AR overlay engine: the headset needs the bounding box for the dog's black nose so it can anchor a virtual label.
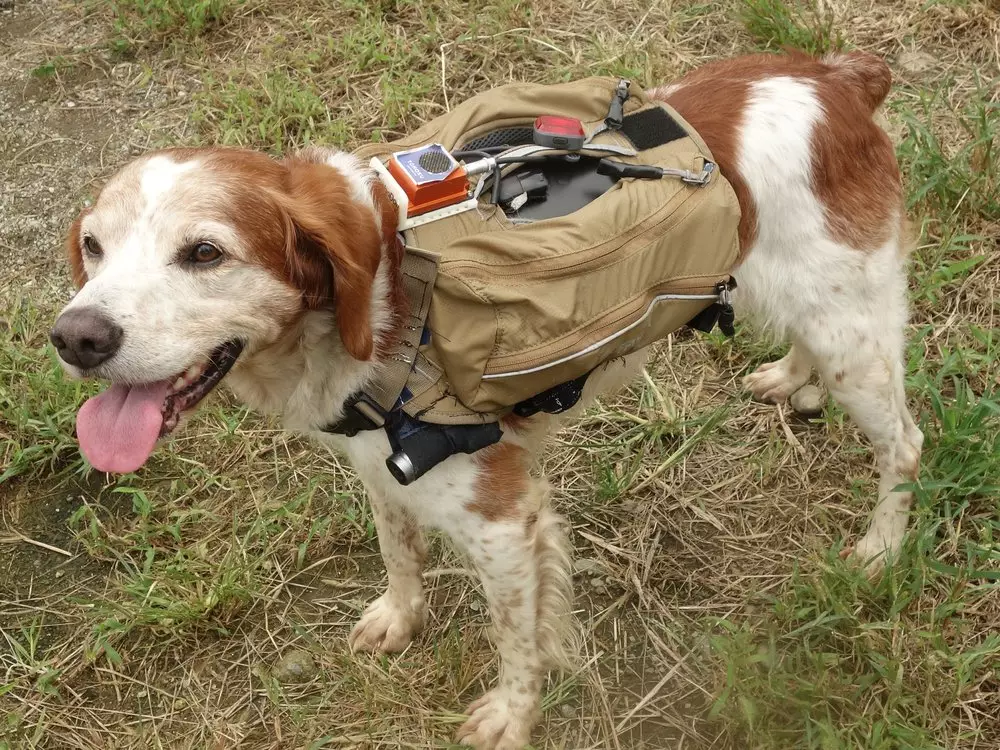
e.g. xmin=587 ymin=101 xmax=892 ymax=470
xmin=50 ymin=308 xmax=124 ymax=369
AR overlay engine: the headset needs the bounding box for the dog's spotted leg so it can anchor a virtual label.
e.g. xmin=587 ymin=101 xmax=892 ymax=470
xmin=450 ymin=445 xmax=574 ymax=750
xmin=802 ymin=317 xmax=922 ymax=572
xmin=349 ymin=497 xmax=427 ymax=654
xmin=828 ymin=354 xmax=923 ymax=571
xmin=744 ymin=344 xmax=813 ymax=403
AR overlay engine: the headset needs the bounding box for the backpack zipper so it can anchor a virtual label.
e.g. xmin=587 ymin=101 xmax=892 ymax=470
xmin=481 ymin=283 xmax=728 ymax=378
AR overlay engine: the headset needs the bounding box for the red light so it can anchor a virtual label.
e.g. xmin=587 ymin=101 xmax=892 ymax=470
xmin=534 ymin=115 xmax=585 ymax=137
xmin=533 ymin=116 xmax=585 ymax=150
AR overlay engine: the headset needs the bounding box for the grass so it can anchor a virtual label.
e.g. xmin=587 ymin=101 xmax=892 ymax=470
xmin=706 ymin=380 xmax=1000 ymax=748
xmin=740 ymin=0 xmax=845 ymax=54
xmin=108 ymin=0 xmax=243 ymax=41
xmin=2 ymin=0 xmax=1000 ymax=747
xmin=193 ymin=71 xmax=351 ymax=152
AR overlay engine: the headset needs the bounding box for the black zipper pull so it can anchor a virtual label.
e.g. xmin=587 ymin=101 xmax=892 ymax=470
xmin=716 ymin=280 xmax=736 ymax=337
xmin=605 ymin=78 xmax=630 ymax=131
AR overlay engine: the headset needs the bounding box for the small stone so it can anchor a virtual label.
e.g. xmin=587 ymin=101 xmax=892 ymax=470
xmin=559 ymin=704 xmax=575 ymax=719
xmin=469 ymin=599 xmax=482 ymax=612
xmin=65 ymin=101 xmax=76 ymax=108
xmin=271 ymin=650 xmax=316 ymax=684
xmin=589 ymin=577 xmax=606 ymax=592
xmin=573 ymin=557 xmax=602 ymax=575
xmin=895 ymin=51 xmax=937 ymax=78
xmin=790 ymin=384 xmax=825 ymax=417
xmin=55 ymin=570 xmax=64 ymax=578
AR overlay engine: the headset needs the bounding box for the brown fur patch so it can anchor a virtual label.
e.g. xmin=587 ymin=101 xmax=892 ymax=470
xmin=810 ymin=57 xmax=901 ymax=251
xmin=656 ymin=50 xmax=901 ymax=260
xmin=468 ymin=442 xmax=530 ymax=521
xmin=369 ymin=179 xmax=409 ymax=358
xmin=277 ymin=156 xmax=383 ymax=361
xmin=370 ymin=179 xmax=400 ymax=246
xmin=66 ymin=211 xmax=88 ymax=288
xmin=656 ymin=72 xmax=759 ymax=259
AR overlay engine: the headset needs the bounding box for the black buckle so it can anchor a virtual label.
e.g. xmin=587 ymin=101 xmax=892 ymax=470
xmin=685 ymin=279 xmax=737 ymax=337
xmin=512 ymin=370 xmax=591 ymax=418
xmin=322 ymin=392 xmax=387 ymax=437
xmin=605 ymin=78 xmax=631 ymax=131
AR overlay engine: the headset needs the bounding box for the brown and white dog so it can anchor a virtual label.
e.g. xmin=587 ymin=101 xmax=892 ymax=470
xmin=51 ymin=50 xmax=922 ymax=749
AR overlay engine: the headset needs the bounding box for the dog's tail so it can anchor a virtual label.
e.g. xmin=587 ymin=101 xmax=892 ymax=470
xmin=822 ymin=50 xmax=893 ymax=114
xmin=532 ymin=486 xmax=580 ymax=671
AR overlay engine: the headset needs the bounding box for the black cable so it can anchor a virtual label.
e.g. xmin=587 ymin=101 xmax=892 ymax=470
xmin=452 ymin=146 xmax=509 ymax=160
xmin=492 ymin=161 xmax=503 ymax=205
xmin=493 ymin=154 xmax=569 ymax=165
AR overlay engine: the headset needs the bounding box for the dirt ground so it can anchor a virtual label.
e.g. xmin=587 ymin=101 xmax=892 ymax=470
xmin=1 ymin=1 xmax=999 ymax=749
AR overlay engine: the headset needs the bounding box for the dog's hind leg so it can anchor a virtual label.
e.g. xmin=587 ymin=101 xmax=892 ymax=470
xmin=810 ymin=328 xmax=923 ymax=570
xmin=739 ymin=233 xmax=922 ymax=571
xmin=348 ymin=496 xmax=428 ymax=654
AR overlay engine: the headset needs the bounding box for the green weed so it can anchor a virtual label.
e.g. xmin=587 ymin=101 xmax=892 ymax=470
xmin=192 ymin=71 xmax=349 ymax=153
xmin=63 ymin=473 xmax=369 ymax=661
xmin=895 ymin=84 xmax=1000 ymax=222
xmin=110 ymin=0 xmax=241 ymax=36
xmin=30 ymin=57 xmax=73 ymax=78
xmin=740 ymin=0 xmax=844 ymax=55
xmin=0 ymin=620 xmax=62 ymax=698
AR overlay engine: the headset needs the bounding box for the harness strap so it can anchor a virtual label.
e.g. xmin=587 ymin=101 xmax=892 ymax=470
xmin=365 ymin=246 xmax=439 ymax=411
xmin=322 ymin=235 xmax=440 ymax=437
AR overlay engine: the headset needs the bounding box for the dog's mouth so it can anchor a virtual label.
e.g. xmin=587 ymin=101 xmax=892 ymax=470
xmin=76 ymin=340 xmax=243 ymax=474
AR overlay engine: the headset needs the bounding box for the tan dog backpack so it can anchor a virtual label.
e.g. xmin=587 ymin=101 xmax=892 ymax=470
xmin=339 ymin=76 xmax=742 ymax=482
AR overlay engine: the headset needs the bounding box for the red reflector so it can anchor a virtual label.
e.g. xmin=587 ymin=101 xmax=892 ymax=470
xmin=534 ymin=115 xmax=585 ymax=136
xmin=533 ymin=115 xmax=586 ymax=151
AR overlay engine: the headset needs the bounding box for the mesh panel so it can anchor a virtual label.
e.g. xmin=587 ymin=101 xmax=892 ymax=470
xmin=418 ymin=149 xmax=453 ymax=173
xmin=461 ymin=127 xmax=535 ymax=152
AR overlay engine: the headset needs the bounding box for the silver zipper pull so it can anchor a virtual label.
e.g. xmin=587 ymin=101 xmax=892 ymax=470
xmin=681 ymin=160 xmax=715 ymax=186
xmin=718 ymin=281 xmax=732 ymax=307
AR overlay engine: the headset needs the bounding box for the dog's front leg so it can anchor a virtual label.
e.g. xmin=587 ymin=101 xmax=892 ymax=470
xmin=447 ymin=448 xmax=575 ymax=750
xmin=348 ymin=495 xmax=428 ymax=653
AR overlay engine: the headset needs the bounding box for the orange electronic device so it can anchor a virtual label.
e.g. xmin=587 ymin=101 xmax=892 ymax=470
xmin=387 ymin=144 xmax=470 ymax=217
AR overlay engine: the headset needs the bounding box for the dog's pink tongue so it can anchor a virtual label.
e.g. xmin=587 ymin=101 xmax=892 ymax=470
xmin=76 ymin=381 xmax=171 ymax=474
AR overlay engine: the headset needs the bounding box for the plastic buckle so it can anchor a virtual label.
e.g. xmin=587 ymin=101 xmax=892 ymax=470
xmin=335 ymin=392 xmax=388 ymax=437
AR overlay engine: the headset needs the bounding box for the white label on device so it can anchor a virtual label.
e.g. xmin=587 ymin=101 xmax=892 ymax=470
xmin=509 ymin=192 xmax=528 ymax=211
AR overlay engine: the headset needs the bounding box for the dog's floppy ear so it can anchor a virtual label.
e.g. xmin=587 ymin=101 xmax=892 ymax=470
xmin=66 ymin=211 xmax=88 ymax=288
xmin=280 ymin=156 xmax=382 ymax=361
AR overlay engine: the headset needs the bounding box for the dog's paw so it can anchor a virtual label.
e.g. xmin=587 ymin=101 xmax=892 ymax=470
xmin=744 ymin=358 xmax=811 ymax=404
xmin=456 ymin=690 xmax=538 ymax=750
xmin=348 ymin=594 xmax=425 ymax=654
xmin=839 ymin=532 xmax=901 ymax=576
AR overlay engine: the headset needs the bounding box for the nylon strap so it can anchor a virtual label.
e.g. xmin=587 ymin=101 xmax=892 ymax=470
xmin=362 ymin=245 xmax=439 ymax=412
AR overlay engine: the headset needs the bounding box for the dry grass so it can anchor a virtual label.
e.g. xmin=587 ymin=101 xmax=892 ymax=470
xmin=1 ymin=0 xmax=999 ymax=748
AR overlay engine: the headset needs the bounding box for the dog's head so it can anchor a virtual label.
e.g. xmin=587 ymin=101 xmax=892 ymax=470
xmin=51 ymin=147 xmax=387 ymax=474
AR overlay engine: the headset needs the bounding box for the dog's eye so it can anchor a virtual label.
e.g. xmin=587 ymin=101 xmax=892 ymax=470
xmin=187 ymin=242 xmax=223 ymax=266
xmin=82 ymin=235 xmax=102 ymax=258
